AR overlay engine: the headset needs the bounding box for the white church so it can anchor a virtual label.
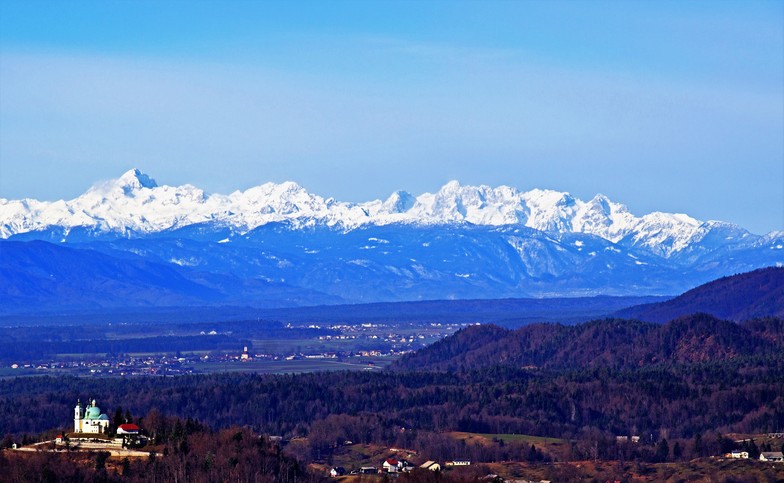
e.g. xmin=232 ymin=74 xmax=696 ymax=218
xmin=74 ymin=399 xmax=110 ymax=434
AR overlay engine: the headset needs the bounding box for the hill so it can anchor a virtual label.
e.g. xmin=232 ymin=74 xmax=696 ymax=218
xmin=615 ymin=266 xmax=784 ymax=322
xmin=392 ymin=314 xmax=784 ymax=372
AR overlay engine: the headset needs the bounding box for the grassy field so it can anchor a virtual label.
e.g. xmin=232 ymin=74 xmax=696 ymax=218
xmin=193 ymin=356 xmax=397 ymax=374
xmin=450 ymin=431 xmax=566 ymax=445
xmin=0 ymin=367 xmax=40 ymax=378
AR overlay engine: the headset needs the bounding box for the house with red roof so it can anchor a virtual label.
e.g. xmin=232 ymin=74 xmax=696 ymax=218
xmin=382 ymin=458 xmax=400 ymax=473
xmin=117 ymin=424 xmax=141 ymax=435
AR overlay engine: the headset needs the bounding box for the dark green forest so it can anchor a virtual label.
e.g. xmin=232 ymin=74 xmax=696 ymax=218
xmin=2 ymin=344 xmax=783 ymax=455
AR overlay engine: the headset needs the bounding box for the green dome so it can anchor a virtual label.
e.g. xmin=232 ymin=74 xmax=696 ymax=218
xmin=85 ymin=406 xmax=102 ymax=419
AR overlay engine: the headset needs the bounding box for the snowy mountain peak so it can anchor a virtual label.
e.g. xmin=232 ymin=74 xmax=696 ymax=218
xmin=440 ymin=180 xmax=462 ymax=191
xmin=116 ymin=168 xmax=158 ymax=191
xmin=587 ymin=194 xmax=612 ymax=213
xmin=383 ymin=190 xmax=416 ymax=214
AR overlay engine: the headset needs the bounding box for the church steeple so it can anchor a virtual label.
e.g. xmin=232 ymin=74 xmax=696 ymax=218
xmin=74 ymin=398 xmax=83 ymax=433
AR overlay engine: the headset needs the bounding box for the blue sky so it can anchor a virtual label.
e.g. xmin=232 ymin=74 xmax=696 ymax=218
xmin=1 ymin=0 xmax=782 ymax=234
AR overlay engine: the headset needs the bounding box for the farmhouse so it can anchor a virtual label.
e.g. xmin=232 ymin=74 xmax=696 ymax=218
xmin=74 ymin=399 xmax=110 ymax=434
xmin=726 ymin=451 xmax=749 ymax=459
xmin=760 ymin=451 xmax=784 ymax=462
xmin=117 ymin=423 xmax=141 ymax=435
xmin=383 ymin=458 xmax=400 ymax=473
xmin=382 ymin=457 xmax=410 ymax=473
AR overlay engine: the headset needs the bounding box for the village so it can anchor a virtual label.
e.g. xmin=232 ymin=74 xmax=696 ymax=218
xmin=2 ymin=321 xmax=464 ymax=377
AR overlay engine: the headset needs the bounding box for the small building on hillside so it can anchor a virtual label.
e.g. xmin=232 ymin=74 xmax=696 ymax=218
xmin=383 ymin=458 xmax=400 ymax=473
xmin=116 ymin=423 xmax=147 ymax=448
xmin=446 ymin=460 xmax=471 ymax=466
xmin=329 ymin=467 xmax=345 ymax=477
xmin=727 ymin=451 xmax=749 ymax=459
xmin=760 ymin=451 xmax=784 ymax=462
xmin=74 ymin=399 xmax=110 ymax=434
xmin=421 ymin=461 xmax=441 ymax=471
xmin=117 ymin=424 xmax=141 ymax=435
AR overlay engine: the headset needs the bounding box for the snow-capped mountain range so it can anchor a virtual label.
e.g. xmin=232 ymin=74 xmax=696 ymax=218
xmin=1 ymin=168 xmax=771 ymax=255
xmin=1 ymin=169 xmax=782 ymax=311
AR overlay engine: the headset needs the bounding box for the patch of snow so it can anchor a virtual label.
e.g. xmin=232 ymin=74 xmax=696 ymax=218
xmin=170 ymin=258 xmax=197 ymax=267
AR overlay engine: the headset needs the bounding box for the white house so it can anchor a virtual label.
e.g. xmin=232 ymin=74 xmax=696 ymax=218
xmin=760 ymin=451 xmax=784 ymax=462
xmin=383 ymin=458 xmax=401 ymax=473
xmin=726 ymin=451 xmax=749 ymax=459
xmin=74 ymin=399 xmax=110 ymax=434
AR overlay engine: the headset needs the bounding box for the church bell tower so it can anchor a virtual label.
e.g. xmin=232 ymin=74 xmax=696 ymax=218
xmin=74 ymin=399 xmax=83 ymax=433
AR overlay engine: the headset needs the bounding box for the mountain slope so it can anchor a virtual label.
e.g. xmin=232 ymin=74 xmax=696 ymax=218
xmin=392 ymin=314 xmax=782 ymax=372
xmin=0 ymin=241 xmax=338 ymax=312
xmin=394 ymin=269 xmax=784 ymax=371
xmin=615 ymin=266 xmax=784 ymax=322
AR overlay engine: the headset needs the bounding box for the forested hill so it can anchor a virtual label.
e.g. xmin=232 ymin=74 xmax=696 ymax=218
xmin=391 ymin=314 xmax=784 ymax=372
xmin=615 ymin=266 xmax=784 ymax=323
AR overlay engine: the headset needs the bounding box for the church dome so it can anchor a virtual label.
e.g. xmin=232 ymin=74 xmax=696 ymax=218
xmin=85 ymin=406 xmax=102 ymax=419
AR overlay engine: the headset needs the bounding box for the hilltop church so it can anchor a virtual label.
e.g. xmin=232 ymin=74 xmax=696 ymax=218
xmin=74 ymin=399 xmax=110 ymax=434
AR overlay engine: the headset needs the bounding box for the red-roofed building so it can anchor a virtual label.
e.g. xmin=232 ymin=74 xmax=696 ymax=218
xmin=383 ymin=458 xmax=401 ymax=473
xmin=117 ymin=424 xmax=141 ymax=435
